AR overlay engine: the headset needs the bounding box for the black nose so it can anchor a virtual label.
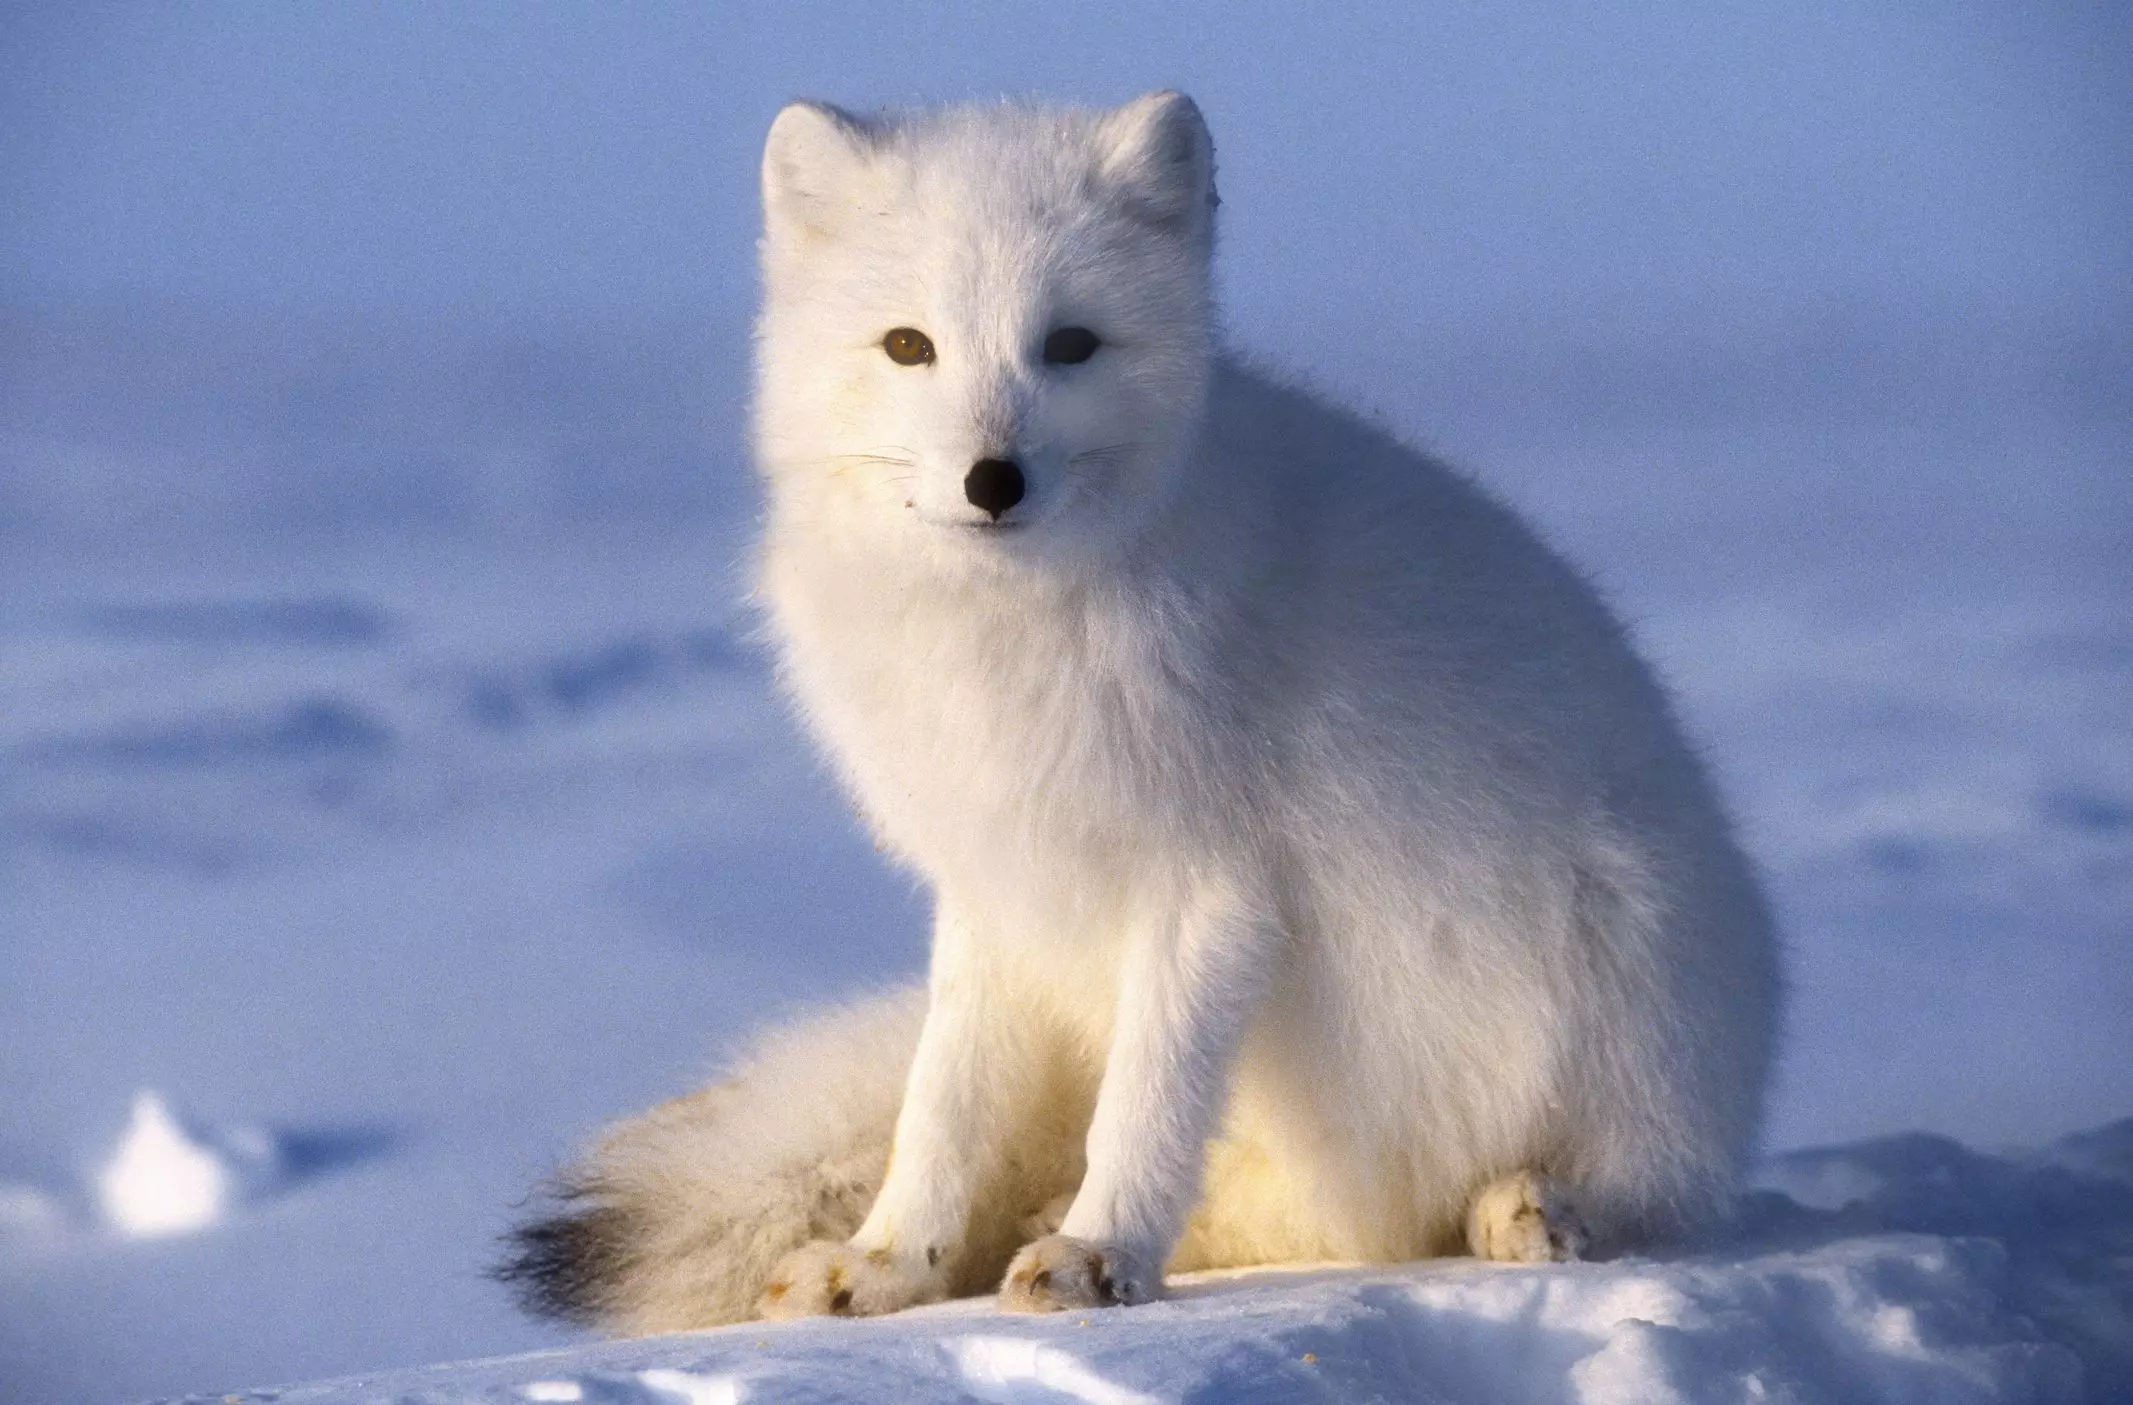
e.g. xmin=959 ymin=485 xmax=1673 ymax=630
xmin=964 ymin=458 xmax=1026 ymax=520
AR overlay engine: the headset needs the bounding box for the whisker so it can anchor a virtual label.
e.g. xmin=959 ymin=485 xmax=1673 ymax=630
xmin=825 ymin=450 xmax=921 ymax=480
xmin=1067 ymin=442 xmax=1140 ymax=464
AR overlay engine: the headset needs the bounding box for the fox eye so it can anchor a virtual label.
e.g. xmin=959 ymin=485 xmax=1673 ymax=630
xmin=882 ymin=327 xmax=936 ymax=366
xmin=1042 ymin=326 xmax=1101 ymax=365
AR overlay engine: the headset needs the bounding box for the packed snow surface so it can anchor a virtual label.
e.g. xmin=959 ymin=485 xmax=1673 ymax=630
xmin=161 ymin=1116 xmax=2133 ymax=1403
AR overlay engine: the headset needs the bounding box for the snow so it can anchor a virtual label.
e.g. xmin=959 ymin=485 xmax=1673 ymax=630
xmin=160 ymin=1123 xmax=2133 ymax=1403
xmin=87 ymin=1114 xmax=2129 ymax=1403
xmin=96 ymin=1092 xmax=284 ymax=1240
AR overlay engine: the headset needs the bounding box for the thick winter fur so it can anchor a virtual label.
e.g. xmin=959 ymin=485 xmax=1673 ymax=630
xmin=502 ymin=92 xmax=1780 ymax=1332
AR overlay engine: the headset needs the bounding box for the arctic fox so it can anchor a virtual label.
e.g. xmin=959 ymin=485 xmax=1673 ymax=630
xmin=500 ymin=91 xmax=1780 ymax=1333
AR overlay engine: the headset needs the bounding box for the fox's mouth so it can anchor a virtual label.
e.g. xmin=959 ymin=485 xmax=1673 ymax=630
xmin=907 ymin=505 xmax=1036 ymax=534
xmin=933 ymin=512 xmax=1031 ymax=533
xmin=910 ymin=500 xmax=1048 ymax=535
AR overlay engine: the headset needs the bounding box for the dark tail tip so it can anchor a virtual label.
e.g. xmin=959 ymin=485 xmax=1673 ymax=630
xmin=491 ymin=1188 xmax=629 ymax=1327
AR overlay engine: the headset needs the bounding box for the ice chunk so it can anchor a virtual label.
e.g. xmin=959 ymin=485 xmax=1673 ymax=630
xmin=97 ymin=1090 xmax=281 ymax=1239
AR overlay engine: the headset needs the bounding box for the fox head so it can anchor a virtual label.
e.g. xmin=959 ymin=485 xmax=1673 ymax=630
xmin=753 ymin=93 xmax=1217 ymax=572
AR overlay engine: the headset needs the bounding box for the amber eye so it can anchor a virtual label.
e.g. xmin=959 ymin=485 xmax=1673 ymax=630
xmin=882 ymin=327 xmax=936 ymax=366
xmin=1042 ymin=326 xmax=1101 ymax=365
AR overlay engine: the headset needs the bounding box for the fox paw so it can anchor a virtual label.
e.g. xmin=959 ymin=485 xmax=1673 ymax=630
xmin=1465 ymin=1170 xmax=1589 ymax=1263
xmin=999 ymin=1234 xmax=1158 ymax=1313
xmin=757 ymin=1240 xmax=947 ymax=1321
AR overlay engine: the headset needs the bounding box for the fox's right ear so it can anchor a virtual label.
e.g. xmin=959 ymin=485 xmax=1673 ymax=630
xmin=762 ymin=101 xmax=874 ymax=239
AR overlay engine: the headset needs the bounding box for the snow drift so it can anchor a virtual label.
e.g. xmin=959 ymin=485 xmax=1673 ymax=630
xmin=183 ymin=1118 xmax=2132 ymax=1404
xmin=98 ymin=1091 xmax=286 ymax=1240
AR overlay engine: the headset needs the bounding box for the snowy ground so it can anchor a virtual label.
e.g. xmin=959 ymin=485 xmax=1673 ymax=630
xmin=1 ymin=308 xmax=2128 ymax=1403
xmin=150 ymin=1116 xmax=2133 ymax=1403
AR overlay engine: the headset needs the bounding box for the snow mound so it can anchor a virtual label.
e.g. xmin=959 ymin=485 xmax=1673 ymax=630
xmin=97 ymin=1090 xmax=285 ymax=1239
xmin=183 ymin=1120 xmax=2131 ymax=1405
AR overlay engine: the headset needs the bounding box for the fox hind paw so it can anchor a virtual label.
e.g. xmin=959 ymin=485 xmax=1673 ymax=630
xmin=1465 ymin=1170 xmax=1589 ymax=1264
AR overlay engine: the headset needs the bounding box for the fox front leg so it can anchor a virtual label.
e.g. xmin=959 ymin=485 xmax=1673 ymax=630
xmin=1001 ymin=873 xmax=1275 ymax=1312
xmin=758 ymin=902 xmax=1029 ymax=1320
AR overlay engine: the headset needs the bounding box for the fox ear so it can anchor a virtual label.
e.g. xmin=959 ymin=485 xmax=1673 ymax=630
xmin=1098 ymin=91 xmax=1216 ymax=235
xmin=762 ymin=101 xmax=874 ymax=239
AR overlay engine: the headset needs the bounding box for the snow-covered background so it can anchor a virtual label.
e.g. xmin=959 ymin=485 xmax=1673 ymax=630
xmin=2 ymin=4 xmax=2127 ymax=1402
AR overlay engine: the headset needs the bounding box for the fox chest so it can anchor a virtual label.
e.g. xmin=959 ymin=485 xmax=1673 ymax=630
xmin=775 ymin=584 xmax=1239 ymax=907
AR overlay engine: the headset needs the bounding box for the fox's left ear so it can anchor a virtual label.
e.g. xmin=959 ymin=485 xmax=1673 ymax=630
xmin=1098 ymin=91 xmax=1217 ymax=237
